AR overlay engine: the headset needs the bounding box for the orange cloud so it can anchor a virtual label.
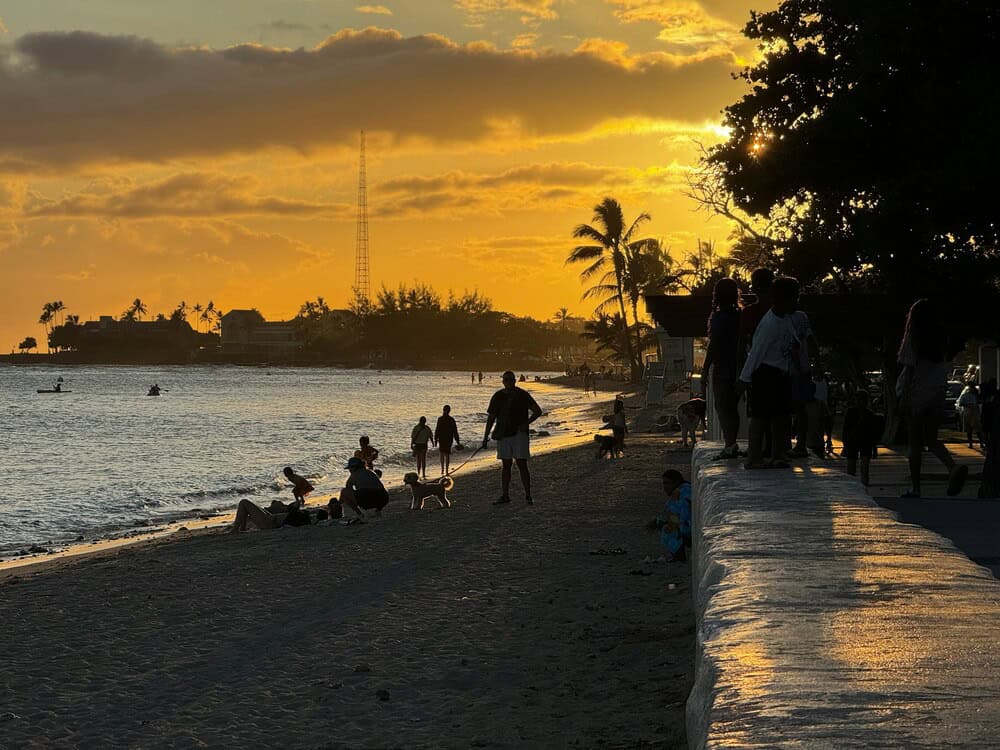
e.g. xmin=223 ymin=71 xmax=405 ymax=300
xmin=0 ymin=28 xmax=741 ymax=173
xmin=355 ymin=5 xmax=393 ymax=15
xmin=604 ymin=0 xmax=745 ymax=55
xmin=455 ymin=0 xmax=561 ymax=25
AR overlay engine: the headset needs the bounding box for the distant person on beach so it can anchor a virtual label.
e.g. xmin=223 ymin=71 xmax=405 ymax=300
xmin=897 ymin=298 xmax=967 ymax=497
xmin=483 ymin=370 xmax=543 ymax=505
xmin=282 ymin=466 xmax=314 ymax=507
xmin=340 ymin=456 xmax=390 ymax=521
xmin=434 ymin=405 xmax=462 ymax=476
xmin=738 ymin=276 xmax=800 ymax=469
xmin=471 ymin=372 xmax=475 ymax=384
xmin=611 ymin=398 xmax=628 ymax=455
xmin=411 ymin=416 xmax=434 ymax=480
xmin=842 ymin=390 xmax=879 ymax=487
xmin=354 ymin=435 xmax=379 ymax=471
xmin=478 ymin=371 xmax=483 ymax=384
xmin=647 ymin=469 xmax=691 ymax=562
xmin=677 ymin=397 xmax=706 ymax=448
xmin=702 ymin=277 xmax=742 ymax=460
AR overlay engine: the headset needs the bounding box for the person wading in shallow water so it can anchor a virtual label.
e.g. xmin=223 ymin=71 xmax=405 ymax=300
xmin=482 ymin=370 xmax=543 ymax=505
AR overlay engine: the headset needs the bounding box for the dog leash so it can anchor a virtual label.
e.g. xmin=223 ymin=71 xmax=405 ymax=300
xmin=445 ymin=445 xmax=483 ymax=477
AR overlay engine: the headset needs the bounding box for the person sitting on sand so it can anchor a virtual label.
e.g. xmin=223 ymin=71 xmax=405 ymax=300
xmin=434 ymin=405 xmax=462 ymax=476
xmin=411 ymin=417 xmax=434 ymax=480
xmin=647 ymin=469 xmax=691 ymax=562
xmin=611 ymin=398 xmax=628 ymax=455
xmin=230 ymin=498 xmax=318 ymax=533
xmin=354 ymin=435 xmax=379 ymax=471
xmin=340 ymin=456 xmax=390 ymax=521
xmin=283 ymin=466 xmax=314 ymax=507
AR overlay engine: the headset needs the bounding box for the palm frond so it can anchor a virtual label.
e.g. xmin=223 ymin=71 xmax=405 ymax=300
xmin=571 ymin=224 xmax=610 ymax=246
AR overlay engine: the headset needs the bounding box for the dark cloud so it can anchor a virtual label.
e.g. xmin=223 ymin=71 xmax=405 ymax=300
xmin=24 ymin=172 xmax=351 ymax=219
xmin=0 ymin=27 xmax=740 ymax=172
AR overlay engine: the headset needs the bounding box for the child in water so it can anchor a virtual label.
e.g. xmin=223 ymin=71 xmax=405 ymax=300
xmin=282 ymin=466 xmax=314 ymax=507
xmin=648 ymin=469 xmax=692 ymax=561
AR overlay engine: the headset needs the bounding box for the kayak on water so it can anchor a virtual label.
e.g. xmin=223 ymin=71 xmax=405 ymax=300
xmin=37 ymin=389 xmax=72 ymax=394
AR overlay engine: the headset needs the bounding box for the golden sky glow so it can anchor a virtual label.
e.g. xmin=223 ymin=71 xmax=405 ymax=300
xmin=0 ymin=1 xmax=773 ymax=350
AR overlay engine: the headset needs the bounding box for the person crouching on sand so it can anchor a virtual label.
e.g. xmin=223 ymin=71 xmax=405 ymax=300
xmin=340 ymin=456 xmax=389 ymax=521
xmin=483 ymin=370 xmax=543 ymax=506
xmin=282 ymin=466 xmax=314 ymax=507
xmin=411 ymin=416 xmax=433 ymax=480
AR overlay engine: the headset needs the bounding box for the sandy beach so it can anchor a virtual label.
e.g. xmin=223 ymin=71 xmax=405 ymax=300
xmin=0 ymin=434 xmax=694 ymax=749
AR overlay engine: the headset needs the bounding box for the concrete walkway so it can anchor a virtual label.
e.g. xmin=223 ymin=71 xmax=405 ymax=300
xmin=688 ymin=442 xmax=1000 ymax=749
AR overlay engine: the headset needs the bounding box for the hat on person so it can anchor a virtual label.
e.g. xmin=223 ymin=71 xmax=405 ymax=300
xmin=345 ymin=456 xmax=364 ymax=471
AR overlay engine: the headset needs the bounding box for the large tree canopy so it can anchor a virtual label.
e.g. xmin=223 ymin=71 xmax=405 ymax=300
xmin=709 ymin=0 xmax=1000 ymax=299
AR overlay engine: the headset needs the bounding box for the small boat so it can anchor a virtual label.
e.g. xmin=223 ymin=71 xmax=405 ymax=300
xmin=37 ymin=389 xmax=71 ymax=394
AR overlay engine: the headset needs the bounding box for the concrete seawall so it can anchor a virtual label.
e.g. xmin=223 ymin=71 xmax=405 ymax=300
xmin=687 ymin=443 xmax=1000 ymax=748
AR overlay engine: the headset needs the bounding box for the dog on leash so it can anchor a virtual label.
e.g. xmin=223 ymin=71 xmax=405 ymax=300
xmin=403 ymin=473 xmax=454 ymax=509
xmin=594 ymin=433 xmax=620 ymax=459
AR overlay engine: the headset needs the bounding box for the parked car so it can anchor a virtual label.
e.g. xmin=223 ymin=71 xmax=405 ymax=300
xmin=944 ymin=380 xmax=964 ymax=426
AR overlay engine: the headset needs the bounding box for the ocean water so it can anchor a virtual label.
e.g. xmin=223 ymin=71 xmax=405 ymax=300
xmin=0 ymin=366 xmax=608 ymax=556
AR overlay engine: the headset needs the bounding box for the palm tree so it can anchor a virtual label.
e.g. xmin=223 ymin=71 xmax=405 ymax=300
xmin=568 ymin=198 xmax=650 ymax=379
xmin=38 ymin=303 xmax=55 ymax=353
xmin=130 ymin=298 xmax=147 ymax=321
xmin=192 ymin=303 xmax=204 ymax=332
xmin=170 ymin=300 xmax=188 ymax=324
xmin=553 ymin=307 xmax=572 ymax=330
xmin=201 ymin=301 xmax=215 ymax=332
xmin=50 ymin=300 xmax=66 ymax=326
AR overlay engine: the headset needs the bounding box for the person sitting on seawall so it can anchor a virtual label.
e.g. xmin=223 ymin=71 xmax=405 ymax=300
xmin=230 ymin=498 xmax=324 ymax=533
xmin=647 ymin=469 xmax=692 ymax=562
xmin=340 ymin=457 xmax=390 ymax=522
xmin=282 ymin=466 xmax=314 ymax=507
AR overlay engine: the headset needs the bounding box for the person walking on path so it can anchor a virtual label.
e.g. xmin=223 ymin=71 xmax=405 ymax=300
xmin=896 ymin=298 xmax=968 ymax=498
xmin=958 ymin=383 xmax=983 ymax=449
xmin=434 ymin=405 xmax=462 ymax=475
xmin=411 ymin=416 xmax=434 ymax=480
xmin=702 ymin=277 xmax=742 ymax=460
xmin=482 ymin=370 xmax=543 ymax=505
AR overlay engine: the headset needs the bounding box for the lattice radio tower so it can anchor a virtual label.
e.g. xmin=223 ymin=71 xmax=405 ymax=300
xmin=353 ymin=130 xmax=371 ymax=302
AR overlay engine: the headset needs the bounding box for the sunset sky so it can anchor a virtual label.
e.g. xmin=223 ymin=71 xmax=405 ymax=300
xmin=0 ymin=0 xmax=774 ymax=350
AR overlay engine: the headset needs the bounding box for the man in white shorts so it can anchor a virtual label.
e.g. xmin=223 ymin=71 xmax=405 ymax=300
xmin=482 ymin=370 xmax=543 ymax=505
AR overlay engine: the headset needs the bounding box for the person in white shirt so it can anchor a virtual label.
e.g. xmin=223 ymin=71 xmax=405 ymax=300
xmin=738 ymin=276 xmax=800 ymax=469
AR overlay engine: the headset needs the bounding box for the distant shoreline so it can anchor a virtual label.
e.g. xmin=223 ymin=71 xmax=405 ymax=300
xmin=0 ymin=353 xmax=586 ymax=372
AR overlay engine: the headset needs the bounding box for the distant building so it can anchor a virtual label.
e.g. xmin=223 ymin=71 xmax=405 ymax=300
xmin=221 ymin=310 xmax=300 ymax=357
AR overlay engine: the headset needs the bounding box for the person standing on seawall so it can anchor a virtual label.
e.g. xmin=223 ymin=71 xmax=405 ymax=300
xmin=483 ymin=371 xmax=543 ymax=506
xmin=702 ymin=277 xmax=742 ymax=460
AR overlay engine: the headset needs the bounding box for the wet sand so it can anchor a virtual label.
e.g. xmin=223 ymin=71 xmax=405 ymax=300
xmin=0 ymin=435 xmax=694 ymax=749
